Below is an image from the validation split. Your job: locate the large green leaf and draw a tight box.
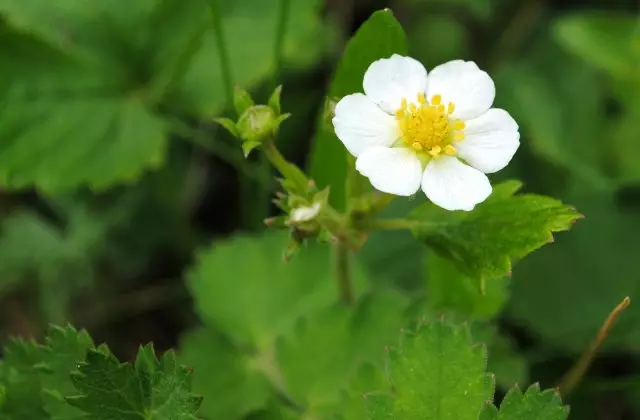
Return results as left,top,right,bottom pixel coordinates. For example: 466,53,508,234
411,181,580,289
68,345,201,419
508,188,640,351
481,384,569,420
554,12,640,82
187,233,367,350
308,9,407,210
361,320,494,419
0,0,324,190
276,290,408,413
178,328,272,420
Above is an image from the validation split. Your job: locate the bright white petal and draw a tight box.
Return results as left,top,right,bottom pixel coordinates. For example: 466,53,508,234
421,156,491,211
426,60,495,120
457,108,520,174
363,54,428,114
332,93,399,156
356,146,422,196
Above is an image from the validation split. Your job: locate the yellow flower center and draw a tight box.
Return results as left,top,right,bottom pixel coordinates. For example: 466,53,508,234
395,93,466,158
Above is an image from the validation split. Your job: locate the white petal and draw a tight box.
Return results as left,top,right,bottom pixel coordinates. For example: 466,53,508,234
421,156,492,211
363,54,428,114
457,108,520,174
426,60,495,120
356,146,422,196
290,202,321,222
332,93,399,156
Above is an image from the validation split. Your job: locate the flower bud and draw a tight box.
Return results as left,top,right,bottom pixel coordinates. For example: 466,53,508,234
236,105,290,157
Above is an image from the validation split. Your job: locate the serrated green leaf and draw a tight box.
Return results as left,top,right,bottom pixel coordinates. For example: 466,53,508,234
178,328,272,420
469,323,528,391
187,232,367,350
0,325,93,420
554,12,640,82
308,9,407,210
481,384,569,420
411,181,581,285
277,290,408,413
68,346,201,420
362,320,494,419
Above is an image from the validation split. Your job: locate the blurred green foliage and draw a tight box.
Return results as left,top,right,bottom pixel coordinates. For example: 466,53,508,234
0,0,638,419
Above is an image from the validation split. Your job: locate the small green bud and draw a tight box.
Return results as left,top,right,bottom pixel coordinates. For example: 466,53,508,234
236,105,287,156
233,85,254,116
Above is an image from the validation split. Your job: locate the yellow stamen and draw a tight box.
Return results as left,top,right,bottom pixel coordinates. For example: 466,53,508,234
395,92,464,158
447,102,455,114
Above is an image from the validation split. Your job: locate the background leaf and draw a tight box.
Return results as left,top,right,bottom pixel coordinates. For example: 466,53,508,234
308,9,407,210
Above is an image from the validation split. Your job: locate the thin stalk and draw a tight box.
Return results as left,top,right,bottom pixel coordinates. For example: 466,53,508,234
262,142,308,188
209,0,234,107
368,218,442,232
333,242,354,305
273,0,291,84
557,296,631,397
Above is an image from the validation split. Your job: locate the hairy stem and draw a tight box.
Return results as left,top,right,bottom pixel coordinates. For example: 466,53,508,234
557,296,631,397
262,142,308,188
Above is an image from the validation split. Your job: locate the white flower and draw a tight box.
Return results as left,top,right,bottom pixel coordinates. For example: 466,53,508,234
332,55,520,211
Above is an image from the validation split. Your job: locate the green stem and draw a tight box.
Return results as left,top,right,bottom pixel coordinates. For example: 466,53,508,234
149,20,208,103
333,242,354,305
262,142,308,188
209,0,234,107
273,0,291,84
557,296,631,397
368,218,440,232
